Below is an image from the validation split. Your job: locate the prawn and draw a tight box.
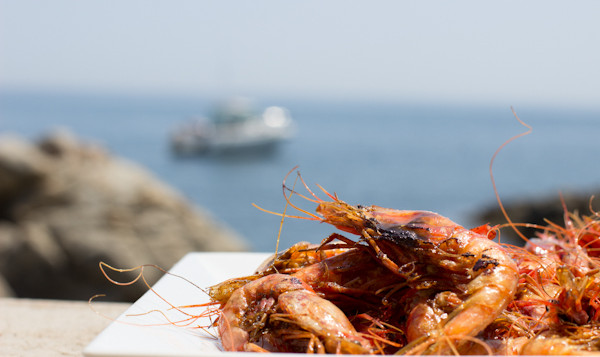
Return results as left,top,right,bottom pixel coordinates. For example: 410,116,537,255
217,273,374,353
455,336,600,355
295,192,520,354
208,241,350,304
514,209,600,327
519,336,600,355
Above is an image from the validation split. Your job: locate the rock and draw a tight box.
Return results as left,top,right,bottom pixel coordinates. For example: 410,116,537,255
0,131,248,301
0,135,50,217
474,191,600,246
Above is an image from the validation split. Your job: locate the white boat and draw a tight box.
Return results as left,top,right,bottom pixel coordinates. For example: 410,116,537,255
170,98,295,156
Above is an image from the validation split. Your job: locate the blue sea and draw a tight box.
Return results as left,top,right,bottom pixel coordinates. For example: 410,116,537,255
1,90,599,252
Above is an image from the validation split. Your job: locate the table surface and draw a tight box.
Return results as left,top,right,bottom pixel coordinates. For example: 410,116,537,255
0,297,130,357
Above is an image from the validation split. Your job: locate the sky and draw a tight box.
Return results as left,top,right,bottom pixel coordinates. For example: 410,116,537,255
1,1,599,109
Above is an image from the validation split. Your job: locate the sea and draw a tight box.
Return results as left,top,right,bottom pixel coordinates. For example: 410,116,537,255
1,90,599,252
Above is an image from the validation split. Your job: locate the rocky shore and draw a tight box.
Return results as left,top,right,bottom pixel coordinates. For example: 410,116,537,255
0,131,247,301
475,190,600,245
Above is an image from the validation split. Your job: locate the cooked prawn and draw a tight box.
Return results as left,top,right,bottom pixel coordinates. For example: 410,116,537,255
519,336,600,355
208,241,350,304
217,273,374,353
309,198,519,354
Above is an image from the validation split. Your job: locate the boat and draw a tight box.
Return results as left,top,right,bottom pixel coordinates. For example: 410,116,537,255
170,98,295,156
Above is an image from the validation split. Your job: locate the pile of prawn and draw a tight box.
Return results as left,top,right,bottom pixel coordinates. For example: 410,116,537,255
207,171,600,355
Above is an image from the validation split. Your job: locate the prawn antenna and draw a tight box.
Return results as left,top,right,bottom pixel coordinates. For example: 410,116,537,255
490,107,532,243
274,167,302,258
98,262,212,317
251,167,322,222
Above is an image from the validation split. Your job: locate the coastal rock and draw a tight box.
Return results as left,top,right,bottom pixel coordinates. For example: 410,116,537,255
0,131,248,301
474,191,600,246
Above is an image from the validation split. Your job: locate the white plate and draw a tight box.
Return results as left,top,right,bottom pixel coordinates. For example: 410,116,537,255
84,252,273,357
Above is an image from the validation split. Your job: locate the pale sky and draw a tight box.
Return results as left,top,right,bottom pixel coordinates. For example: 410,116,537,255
1,1,599,109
